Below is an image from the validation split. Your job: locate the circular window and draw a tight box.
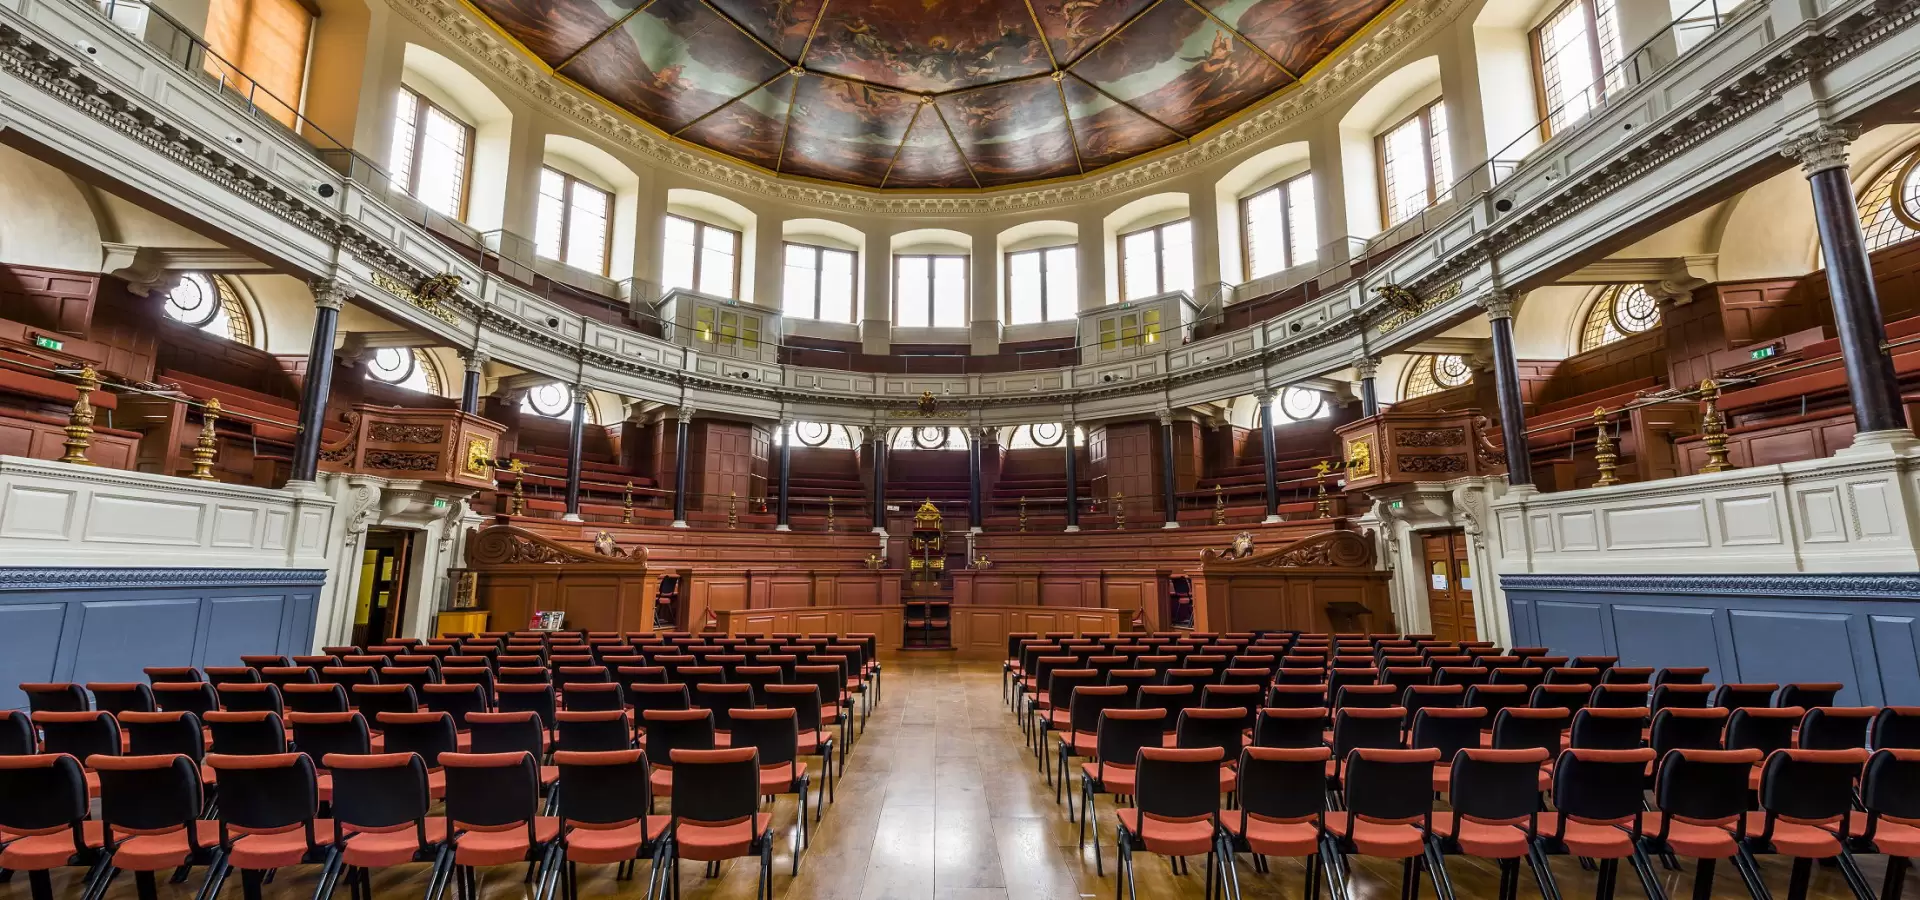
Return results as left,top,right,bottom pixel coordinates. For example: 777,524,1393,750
913,426,947,450
164,274,220,328
1611,285,1661,334
793,421,832,447
1277,387,1325,422
1895,153,1920,230
367,348,417,385
1028,422,1064,447
1433,355,1472,388
523,383,572,418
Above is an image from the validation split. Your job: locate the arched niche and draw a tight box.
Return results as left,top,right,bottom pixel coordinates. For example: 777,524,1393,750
544,134,641,280
1101,192,1192,303
1336,56,1442,239
665,188,759,305
1214,143,1311,286
399,44,513,232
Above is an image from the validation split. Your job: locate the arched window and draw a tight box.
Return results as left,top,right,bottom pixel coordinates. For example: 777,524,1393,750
1400,354,1472,400
1859,148,1920,252
520,382,586,421
776,421,855,449
365,347,443,394
1271,386,1331,422
891,426,964,450
1577,284,1662,352
163,273,253,345
1007,423,1086,450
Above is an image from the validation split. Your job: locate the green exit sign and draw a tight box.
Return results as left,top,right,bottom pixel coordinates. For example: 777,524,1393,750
1750,345,1778,361
32,335,62,351
432,497,449,508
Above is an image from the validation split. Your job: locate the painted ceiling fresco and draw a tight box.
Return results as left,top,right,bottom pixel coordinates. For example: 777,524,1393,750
469,0,1398,188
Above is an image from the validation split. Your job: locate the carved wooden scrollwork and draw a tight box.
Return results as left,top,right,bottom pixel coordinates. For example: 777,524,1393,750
1202,530,1374,569
465,520,649,567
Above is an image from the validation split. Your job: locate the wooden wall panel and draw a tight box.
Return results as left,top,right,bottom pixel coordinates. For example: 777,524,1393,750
0,265,98,336
1102,421,1158,509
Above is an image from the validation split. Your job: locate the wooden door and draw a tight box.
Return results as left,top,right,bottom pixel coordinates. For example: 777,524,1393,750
1421,530,1476,642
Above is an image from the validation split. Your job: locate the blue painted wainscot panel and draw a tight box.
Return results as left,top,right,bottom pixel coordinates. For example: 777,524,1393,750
1502,574,1920,706
0,568,325,709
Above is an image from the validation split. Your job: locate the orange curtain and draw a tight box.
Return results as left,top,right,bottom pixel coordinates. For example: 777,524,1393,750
203,0,313,128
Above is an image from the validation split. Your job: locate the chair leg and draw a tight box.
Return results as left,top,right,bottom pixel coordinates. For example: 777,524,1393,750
1693,858,1718,900
1885,856,1910,900
1625,845,1668,900
1525,844,1564,900
1123,845,1138,900
1203,848,1216,900
1731,848,1776,900
1422,841,1457,900
1835,850,1877,900
1786,858,1814,900
26,870,53,900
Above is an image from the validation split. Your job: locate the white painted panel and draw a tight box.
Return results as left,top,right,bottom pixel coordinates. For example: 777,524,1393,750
1499,512,1526,557
1529,515,1554,552
1717,495,1783,546
1794,488,1846,543
211,506,260,548
84,494,205,545
1557,511,1599,552
262,508,290,551
1601,502,1709,549
1849,480,1896,538
1,485,76,539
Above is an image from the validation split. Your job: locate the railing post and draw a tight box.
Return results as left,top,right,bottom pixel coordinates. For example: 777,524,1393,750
188,399,222,481
59,367,99,466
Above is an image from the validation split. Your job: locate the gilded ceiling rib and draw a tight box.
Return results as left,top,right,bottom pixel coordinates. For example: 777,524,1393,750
930,101,982,189
694,0,795,65
880,103,924,188
774,75,803,173
1064,0,1164,68
552,0,661,72
797,0,833,64
1068,73,1187,140
1179,0,1297,80
1017,0,1062,71
1054,78,1085,175
672,68,792,136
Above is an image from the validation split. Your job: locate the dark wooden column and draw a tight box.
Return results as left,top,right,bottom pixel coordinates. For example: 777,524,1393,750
1063,421,1080,532
289,281,344,483
1484,291,1533,485
563,387,585,521
671,407,692,528
1259,396,1280,521
967,427,983,532
775,420,792,532
459,349,485,415
1356,357,1380,417
871,430,888,532
1158,410,1179,528
1785,125,1910,436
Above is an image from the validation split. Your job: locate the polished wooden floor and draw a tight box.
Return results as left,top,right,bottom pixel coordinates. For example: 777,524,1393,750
20,657,1911,900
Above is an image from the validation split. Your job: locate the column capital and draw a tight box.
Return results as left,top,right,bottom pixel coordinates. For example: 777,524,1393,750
461,347,490,373
674,405,696,423
1780,123,1861,176
310,279,349,311
1353,355,1380,379
1156,408,1175,427
1477,289,1517,322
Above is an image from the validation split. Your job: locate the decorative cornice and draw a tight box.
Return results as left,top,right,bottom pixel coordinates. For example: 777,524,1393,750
1780,123,1861,176
1499,573,1920,600
388,0,1470,212
0,567,328,591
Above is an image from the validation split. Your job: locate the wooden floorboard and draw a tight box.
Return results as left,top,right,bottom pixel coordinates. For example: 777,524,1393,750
19,657,1911,900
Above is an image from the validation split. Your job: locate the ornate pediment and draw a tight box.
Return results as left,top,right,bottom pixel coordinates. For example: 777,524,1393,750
465,518,649,567
1202,530,1374,570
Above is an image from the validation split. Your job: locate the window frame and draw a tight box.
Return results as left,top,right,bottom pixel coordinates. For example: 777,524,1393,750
782,241,859,323
1375,98,1449,229
1238,172,1314,281
892,253,969,329
393,85,476,221
1003,243,1078,325
1528,0,1621,140
1117,219,1193,302
662,213,743,300
536,166,614,276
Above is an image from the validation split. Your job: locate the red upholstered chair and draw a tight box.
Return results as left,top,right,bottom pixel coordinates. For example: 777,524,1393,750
90,754,221,900
0,754,110,900
1111,747,1231,900
440,751,561,898
1847,749,1920,900
1076,708,1167,875
1746,748,1874,900
1645,748,1770,899
662,748,774,897
1431,748,1554,899
201,752,341,900
726,708,812,874
1324,748,1446,900
1534,747,1662,900
551,749,670,900
1219,746,1334,899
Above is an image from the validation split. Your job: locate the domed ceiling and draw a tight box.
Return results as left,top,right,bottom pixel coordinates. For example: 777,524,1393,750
469,0,1397,188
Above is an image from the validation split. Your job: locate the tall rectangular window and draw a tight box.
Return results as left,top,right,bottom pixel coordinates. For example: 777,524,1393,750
389,86,474,220
1531,0,1623,137
1005,245,1077,325
894,255,967,328
660,214,740,299
1378,98,1453,229
783,243,857,322
203,0,312,128
1119,220,1193,301
535,167,612,275
1241,173,1317,280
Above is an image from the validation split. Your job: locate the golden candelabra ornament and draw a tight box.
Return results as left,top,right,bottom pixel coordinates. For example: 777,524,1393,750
59,367,99,465
1591,407,1620,487
825,495,835,532
506,459,528,516
1312,460,1333,519
728,492,738,530
621,481,634,524
187,398,222,481
1018,496,1028,532
1113,492,1126,530
1213,484,1226,525
1698,379,1733,474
